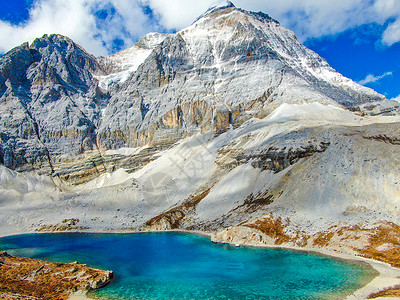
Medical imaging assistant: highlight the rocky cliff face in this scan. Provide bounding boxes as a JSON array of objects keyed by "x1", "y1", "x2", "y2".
[
  {"x1": 0, "y1": 2, "x2": 397, "y2": 172},
  {"x1": 0, "y1": 34, "x2": 107, "y2": 170},
  {"x1": 95, "y1": 2, "x2": 393, "y2": 152}
]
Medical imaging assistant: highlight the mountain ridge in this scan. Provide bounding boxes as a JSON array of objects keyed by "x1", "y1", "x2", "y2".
[{"x1": 1, "y1": 4, "x2": 397, "y2": 171}]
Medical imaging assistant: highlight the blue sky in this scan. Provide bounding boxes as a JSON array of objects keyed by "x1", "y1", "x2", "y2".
[
  {"x1": 305, "y1": 22, "x2": 400, "y2": 99},
  {"x1": 0, "y1": 0, "x2": 399, "y2": 99},
  {"x1": 0, "y1": 0, "x2": 32, "y2": 24}
]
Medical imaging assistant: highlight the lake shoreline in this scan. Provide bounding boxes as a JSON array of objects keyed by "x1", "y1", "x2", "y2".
[
  {"x1": 88, "y1": 229, "x2": 400, "y2": 300},
  {"x1": 151, "y1": 229, "x2": 400, "y2": 300},
  {"x1": 209, "y1": 237, "x2": 400, "y2": 300},
  {"x1": 1, "y1": 229, "x2": 400, "y2": 300}
]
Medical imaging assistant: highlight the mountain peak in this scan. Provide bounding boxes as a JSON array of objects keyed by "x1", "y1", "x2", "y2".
[
  {"x1": 208, "y1": 0, "x2": 235, "y2": 11},
  {"x1": 193, "y1": 1, "x2": 236, "y2": 23},
  {"x1": 205, "y1": 0, "x2": 236, "y2": 15},
  {"x1": 193, "y1": 2, "x2": 279, "y2": 27}
]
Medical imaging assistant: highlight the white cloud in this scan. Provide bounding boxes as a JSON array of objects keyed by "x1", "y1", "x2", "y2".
[
  {"x1": 0, "y1": 0, "x2": 98, "y2": 54},
  {"x1": 143, "y1": 0, "x2": 400, "y2": 44},
  {"x1": 140, "y1": 0, "x2": 211, "y2": 30},
  {"x1": 2, "y1": 0, "x2": 400, "y2": 56},
  {"x1": 236, "y1": 0, "x2": 374, "y2": 40},
  {"x1": 358, "y1": 71, "x2": 393, "y2": 85},
  {"x1": 374, "y1": 0, "x2": 400, "y2": 46},
  {"x1": 0, "y1": 0, "x2": 158, "y2": 56},
  {"x1": 382, "y1": 19, "x2": 400, "y2": 46}
]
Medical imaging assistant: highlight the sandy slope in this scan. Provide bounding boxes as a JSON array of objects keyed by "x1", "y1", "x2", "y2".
[
  {"x1": 2, "y1": 103, "x2": 399, "y2": 233},
  {"x1": 1, "y1": 103, "x2": 400, "y2": 299}
]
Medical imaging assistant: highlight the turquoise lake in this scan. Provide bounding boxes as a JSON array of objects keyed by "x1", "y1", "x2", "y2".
[{"x1": 0, "y1": 232, "x2": 376, "y2": 299}]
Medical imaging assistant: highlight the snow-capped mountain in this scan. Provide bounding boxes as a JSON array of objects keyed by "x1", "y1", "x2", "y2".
[
  {"x1": 1, "y1": 2, "x2": 400, "y2": 271},
  {"x1": 96, "y1": 32, "x2": 169, "y2": 90},
  {"x1": 0, "y1": 2, "x2": 396, "y2": 169}
]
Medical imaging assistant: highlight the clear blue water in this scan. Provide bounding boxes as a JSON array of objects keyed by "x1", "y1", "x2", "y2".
[{"x1": 0, "y1": 232, "x2": 376, "y2": 300}]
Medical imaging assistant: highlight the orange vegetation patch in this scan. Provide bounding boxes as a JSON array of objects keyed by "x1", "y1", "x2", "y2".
[
  {"x1": 61, "y1": 218, "x2": 80, "y2": 225},
  {"x1": 313, "y1": 231, "x2": 335, "y2": 247},
  {"x1": 368, "y1": 283, "x2": 400, "y2": 298},
  {"x1": 37, "y1": 224, "x2": 88, "y2": 233},
  {"x1": 357, "y1": 222, "x2": 400, "y2": 268},
  {"x1": 37, "y1": 219, "x2": 90, "y2": 233},
  {"x1": 244, "y1": 215, "x2": 291, "y2": 245},
  {"x1": 0, "y1": 251, "x2": 113, "y2": 300},
  {"x1": 182, "y1": 189, "x2": 211, "y2": 210},
  {"x1": 244, "y1": 217, "x2": 400, "y2": 268}
]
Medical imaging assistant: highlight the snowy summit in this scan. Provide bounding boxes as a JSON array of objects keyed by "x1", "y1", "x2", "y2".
[
  {"x1": 208, "y1": 0, "x2": 235, "y2": 11},
  {"x1": 193, "y1": 0, "x2": 236, "y2": 23}
]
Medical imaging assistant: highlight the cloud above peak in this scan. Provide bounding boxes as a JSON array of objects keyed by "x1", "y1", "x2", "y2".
[
  {"x1": 0, "y1": 0, "x2": 162, "y2": 56},
  {"x1": 1, "y1": 0, "x2": 400, "y2": 56},
  {"x1": 358, "y1": 71, "x2": 393, "y2": 85},
  {"x1": 140, "y1": 0, "x2": 210, "y2": 30},
  {"x1": 382, "y1": 19, "x2": 400, "y2": 46},
  {"x1": 235, "y1": 0, "x2": 400, "y2": 43}
]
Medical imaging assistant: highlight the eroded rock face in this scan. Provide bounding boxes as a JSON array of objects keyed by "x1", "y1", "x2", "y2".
[
  {"x1": 0, "y1": 34, "x2": 106, "y2": 170},
  {"x1": 1, "y1": 3, "x2": 397, "y2": 172}
]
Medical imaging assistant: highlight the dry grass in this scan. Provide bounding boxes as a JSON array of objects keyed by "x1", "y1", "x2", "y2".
[
  {"x1": 368, "y1": 283, "x2": 400, "y2": 298},
  {"x1": 244, "y1": 215, "x2": 291, "y2": 245},
  {"x1": 61, "y1": 219, "x2": 80, "y2": 225},
  {"x1": 0, "y1": 251, "x2": 113, "y2": 300},
  {"x1": 37, "y1": 225, "x2": 88, "y2": 233},
  {"x1": 244, "y1": 218, "x2": 400, "y2": 270},
  {"x1": 357, "y1": 222, "x2": 400, "y2": 268},
  {"x1": 310, "y1": 222, "x2": 400, "y2": 269},
  {"x1": 236, "y1": 218, "x2": 400, "y2": 298},
  {"x1": 336, "y1": 224, "x2": 362, "y2": 236},
  {"x1": 313, "y1": 232, "x2": 335, "y2": 247},
  {"x1": 182, "y1": 189, "x2": 211, "y2": 209},
  {"x1": 37, "y1": 217, "x2": 87, "y2": 233}
]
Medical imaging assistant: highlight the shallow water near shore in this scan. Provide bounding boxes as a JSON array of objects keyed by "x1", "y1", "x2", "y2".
[{"x1": 0, "y1": 232, "x2": 377, "y2": 299}]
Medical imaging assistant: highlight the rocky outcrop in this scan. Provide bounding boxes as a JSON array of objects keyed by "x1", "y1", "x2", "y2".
[
  {"x1": 143, "y1": 189, "x2": 211, "y2": 231},
  {"x1": 36, "y1": 218, "x2": 89, "y2": 232},
  {"x1": 0, "y1": 251, "x2": 113, "y2": 300},
  {"x1": 0, "y1": 34, "x2": 107, "y2": 171},
  {"x1": 212, "y1": 217, "x2": 400, "y2": 268},
  {"x1": 217, "y1": 137, "x2": 330, "y2": 172}
]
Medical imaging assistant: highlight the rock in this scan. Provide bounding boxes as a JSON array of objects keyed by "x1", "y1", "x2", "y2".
[
  {"x1": 0, "y1": 251, "x2": 13, "y2": 258},
  {"x1": 88, "y1": 270, "x2": 114, "y2": 290},
  {"x1": 0, "y1": 253, "x2": 114, "y2": 299}
]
